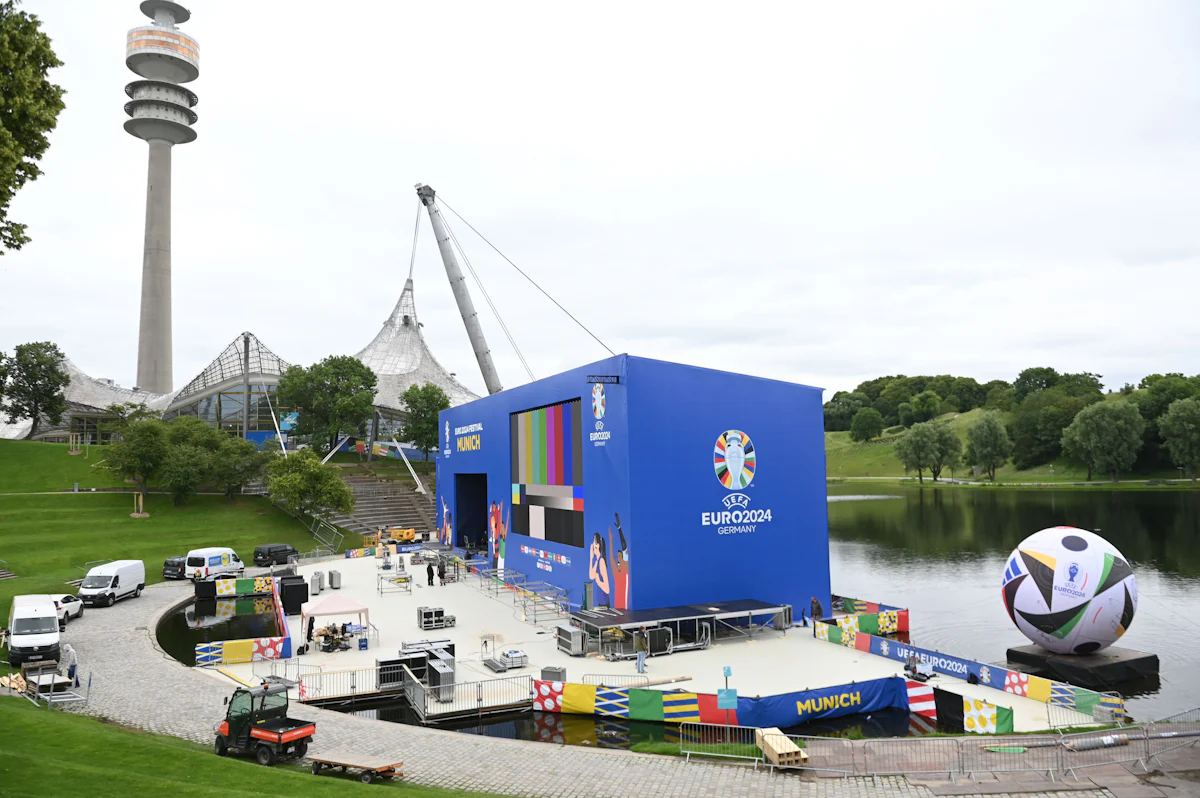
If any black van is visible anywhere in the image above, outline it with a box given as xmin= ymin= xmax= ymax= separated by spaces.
xmin=253 ymin=544 xmax=298 ymax=567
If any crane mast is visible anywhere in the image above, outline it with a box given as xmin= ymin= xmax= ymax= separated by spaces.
xmin=416 ymin=183 xmax=504 ymax=395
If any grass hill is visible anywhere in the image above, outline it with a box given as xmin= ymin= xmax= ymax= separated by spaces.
xmin=0 ymin=697 xmax=499 ymax=797
xmin=0 ymin=439 xmax=366 ymax=662
xmin=0 ymin=439 xmax=127 ymax=493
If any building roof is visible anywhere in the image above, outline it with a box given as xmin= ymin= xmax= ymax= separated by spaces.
xmin=172 ymin=332 xmax=291 ymax=402
xmin=356 ymin=278 xmax=480 ymax=411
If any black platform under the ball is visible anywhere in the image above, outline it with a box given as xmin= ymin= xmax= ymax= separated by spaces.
xmin=1006 ymin=645 xmax=1159 ymax=690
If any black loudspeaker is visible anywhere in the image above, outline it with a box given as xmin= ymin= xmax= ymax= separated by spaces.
xmin=647 ymin=627 xmax=671 ymax=655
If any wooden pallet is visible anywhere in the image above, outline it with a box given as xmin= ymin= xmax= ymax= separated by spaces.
xmin=756 ymin=727 xmax=808 ymax=767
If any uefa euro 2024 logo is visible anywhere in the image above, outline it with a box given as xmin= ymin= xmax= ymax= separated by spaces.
xmin=714 ymin=430 xmax=755 ymax=489
xmin=591 ymin=383 xmax=606 ymax=420
xmin=703 ymin=430 xmax=770 ymax=535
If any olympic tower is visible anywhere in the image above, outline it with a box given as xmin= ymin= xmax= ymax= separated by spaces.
xmin=124 ymin=1 xmax=199 ymax=393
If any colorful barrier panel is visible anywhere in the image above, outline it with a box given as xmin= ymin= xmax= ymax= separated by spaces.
xmin=812 ymin=619 xmax=1125 ymax=723
xmin=735 ymin=677 xmax=909 ymax=728
xmin=534 ymin=681 xmax=736 ymax=725
xmin=193 ymin=578 xmax=292 ymax=666
xmin=344 ymin=543 xmax=424 ymax=559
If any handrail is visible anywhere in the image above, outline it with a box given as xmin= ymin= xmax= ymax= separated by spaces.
xmin=75 ymin=558 xmax=111 ymax=574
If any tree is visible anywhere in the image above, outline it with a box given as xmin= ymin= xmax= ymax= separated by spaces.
xmin=0 ymin=351 xmax=7 ymax=407
xmin=894 ymin=425 xmax=932 ymax=483
xmin=100 ymin=402 xmax=158 ymax=438
xmin=0 ymin=1 xmax=66 ymax=253
xmin=276 ymin=355 xmax=378 ymax=453
xmin=1061 ymin=401 xmax=1145 ymax=483
xmin=1013 ymin=367 xmax=1061 ymax=404
xmin=105 ymin=419 xmax=168 ymax=494
xmin=211 ymin=437 xmax=271 ymax=499
xmin=2 ymin=340 xmax=68 ymax=438
xmin=911 ymin=390 xmax=942 ymax=423
xmin=400 ymin=382 xmax=451 ymax=460
xmin=267 ymin=449 xmax=354 ymax=517
xmin=1008 ymin=387 xmax=1093 ymax=469
xmin=926 ymin=423 xmax=962 ymax=481
xmin=849 ymin=407 xmax=884 ymax=442
xmin=165 ymin=415 xmax=224 ymax=452
xmin=985 ymin=385 xmax=1014 ymax=411
xmin=966 ymin=412 xmax=1013 ymax=480
xmin=1158 ymin=398 xmax=1200 ymax=481
xmin=950 ymin=377 xmax=985 ymax=411
xmin=823 ymin=390 xmax=869 ymax=431
xmin=875 ymin=377 xmax=917 ymax=424
xmin=1059 ymin=372 xmax=1104 ymax=398
xmin=160 ymin=444 xmax=210 ymax=506
xmin=897 ymin=402 xmax=916 ymax=429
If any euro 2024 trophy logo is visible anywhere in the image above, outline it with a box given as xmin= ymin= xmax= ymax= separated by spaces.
xmin=592 ymin=383 xmax=606 ymax=420
xmin=704 ymin=430 xmax=770 ymax=534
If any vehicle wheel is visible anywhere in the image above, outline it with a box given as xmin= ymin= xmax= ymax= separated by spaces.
xmin=255 ymin=745 xmax=276 ymax=767
xmin=311 ymin=761 xmax=322 ymax=776
xmin=360 ymin=772 xmax=373 ymax=784
xmin=294 ymin=740 xmax=308 ymax=759
xmin=107 ymin=595 xmax=115 ymax=607
xmin=134 ymin=586 xmax=142 ymax=598
xmin=77 ymin=607 xmax=83 ymax=618
xmin=214 ymin=736 xmax=228 ymax=757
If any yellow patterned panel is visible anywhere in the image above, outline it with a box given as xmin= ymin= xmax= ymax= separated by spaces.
xmin=222 ymin=639 xmax=253 ymax=664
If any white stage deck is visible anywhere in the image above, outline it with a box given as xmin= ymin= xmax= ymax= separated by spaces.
xmin=207 ymin=555 xmax=1084 ymax=732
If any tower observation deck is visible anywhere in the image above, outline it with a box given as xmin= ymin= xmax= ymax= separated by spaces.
xmin=125 ymin=0 xmax=199 ymax=394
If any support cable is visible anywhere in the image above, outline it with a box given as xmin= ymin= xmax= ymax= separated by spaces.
xmin=407 ymin=198 xmax=422 ymax=282
xmin=438 ymin=197 xmax=616 ymax=356
xmin=440 ymin=213 xmax=537 ymax=383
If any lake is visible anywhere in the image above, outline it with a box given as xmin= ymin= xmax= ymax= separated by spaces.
xmin=827 ymin=483 xmax=1200 ymax=722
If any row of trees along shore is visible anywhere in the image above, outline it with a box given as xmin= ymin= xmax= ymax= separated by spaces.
xmin=828 ymin=368 xmax=1200 ymax=483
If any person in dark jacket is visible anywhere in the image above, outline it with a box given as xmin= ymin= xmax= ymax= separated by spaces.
xmin=437 ymin=561 xmax=446 ymax=586
xmin=427 ymin=562 xmax=435 ymax=586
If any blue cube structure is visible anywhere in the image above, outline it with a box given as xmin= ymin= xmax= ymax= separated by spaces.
xmin=436 ymin=355 xmax=830 ymax=614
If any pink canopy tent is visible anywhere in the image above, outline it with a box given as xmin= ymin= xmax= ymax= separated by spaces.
xmin=300 ymin=593 xmax=370 ymax=633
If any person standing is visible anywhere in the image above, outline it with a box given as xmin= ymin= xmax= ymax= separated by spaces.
xmin=437 ymin=561 xmax=446 ymax=587
xmin=635 ymin=626 xmax=648 ymax=674
xmin=426 ymin=562 xmax=435 ymax=586
xmin=61 ymin=643 xmax=79 ymax=687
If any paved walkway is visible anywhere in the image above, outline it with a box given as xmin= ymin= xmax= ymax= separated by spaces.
xmin=47 ymin=583 xmax=1139 ymax=797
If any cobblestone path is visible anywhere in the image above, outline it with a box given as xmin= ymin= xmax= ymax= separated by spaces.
xmin=56 ymin=584 xmax=1113 ymax=798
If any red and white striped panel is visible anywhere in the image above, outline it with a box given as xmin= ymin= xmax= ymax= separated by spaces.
xmin=906 ymin=680 xmax=936 ymax=719
xmin=908 ymin=713 xmax=937 ymax=736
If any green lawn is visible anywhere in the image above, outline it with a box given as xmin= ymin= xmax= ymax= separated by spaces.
xmin=0 ymin=492 xmax=363 ymax=659
xmin=0 ymin=697 xmax=501 ymax=797
xmin=0 ymin=439 xmax=127 ymax=493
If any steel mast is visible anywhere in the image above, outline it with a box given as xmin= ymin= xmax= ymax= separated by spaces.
xmin=415 ymin=184 xmax=503 ymax=395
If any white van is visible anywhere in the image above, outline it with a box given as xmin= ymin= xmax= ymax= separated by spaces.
xmin=7 ymin=595 xmax=61 ymax=666
xmin=185 ymin=547 xmax=245 ymax=581
xmin=78 ymin=560 xmax=146 ymax=607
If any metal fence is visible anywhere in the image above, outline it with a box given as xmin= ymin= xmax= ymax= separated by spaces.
xmin=865 ymin=736 xmax=958 ymax=778
xmin=581 ymin=673 xmax=651 ymax=689
xmin=420 ymin=673 xmax=534 ymax=721
xmin=679 ymin=713 xmax=1200 ymax=780
xmin=252 ymin=656 xmax=324 ymax=684
xmin=764 ymin=731 xmax=857 ymax=777
xmin=679 ymin=722 xmax=764 ymax=765
xmin=1147 ymin=708 xmax=1200 ymax=767
xmin=298 ymin=665 xmax=381 ymax=701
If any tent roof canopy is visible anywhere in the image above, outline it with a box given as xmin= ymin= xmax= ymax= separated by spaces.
xmin=300 ymin=593 xmax=369 ymax=625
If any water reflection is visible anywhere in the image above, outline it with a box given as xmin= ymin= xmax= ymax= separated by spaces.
xmin=827 ymin=484 xmax=1200 ymax=720
xmin=156 ymin=599 xmax=279 ymax=666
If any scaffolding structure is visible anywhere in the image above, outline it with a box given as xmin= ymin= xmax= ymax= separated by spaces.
xmin=478 ymin=568 xmax=527 ymax=596
xmin=514 ymin=581 xmax=569 ymax=624
xmin=377 ymin=571 xmax=413 ymax=596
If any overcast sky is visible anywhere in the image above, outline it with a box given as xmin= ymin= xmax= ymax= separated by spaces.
xmin=3 ymin=1 xmax=1199 ymax=400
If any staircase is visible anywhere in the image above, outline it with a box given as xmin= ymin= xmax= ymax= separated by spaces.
xmin=0 ymin=560 xmax=18 ymax=582
xmin=325 ymin=472 xmax=436 ymax=540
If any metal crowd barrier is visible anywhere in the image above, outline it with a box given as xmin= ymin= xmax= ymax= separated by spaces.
xmin=959 ymin=733 xmax=1063 ymax=780
xmin=1147 ymin=708 xmax=1200 ymax=767
xmin=581 ymin=673 xmax=651 ymax=689
xmin=761 ymin=731 xmax=857 ymax=777
xmin=866 ymin=736 xmax=958 ymax=778
xmin=1059 ymin=726 xmax=1149 ymax=779
xmin=679 ymin=722 xmax=763 ymax=765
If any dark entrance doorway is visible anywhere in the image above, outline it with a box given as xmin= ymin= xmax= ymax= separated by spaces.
xmin=455 ymin=473 xmax=487 ymax=551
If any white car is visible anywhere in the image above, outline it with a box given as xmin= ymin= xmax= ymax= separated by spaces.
xmin=50 ymin=594 xmax=84 ymax=624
